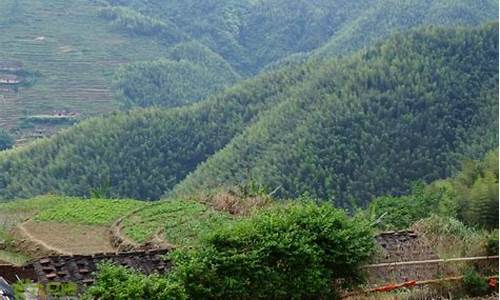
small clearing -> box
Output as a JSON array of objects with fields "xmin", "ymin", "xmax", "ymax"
[{"xmin": 17, "ymin": 220, "xmax": 114, "ymax": 256}]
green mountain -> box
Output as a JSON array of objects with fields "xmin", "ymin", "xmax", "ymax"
[
  {"xmin": 313, "ymin": 0, "xmax": 498, "ymax": 58},
  {"xmin": 1, "ymin": 0, "xmax": 496, "ymax": 142},
  {"xmin": 0, "ymin": 24, "xmax": 497, "ymax": 204},
  {"xmin": 174, "ymin": 23, "xmax": 499, "ymax": 206},
  {"xmin": 0, "ymin": 62, "xmax": 312, "ymax": 200},
  {"xmin": 112, "ymin": 42, "xmax": 241, "ymax": 108}
]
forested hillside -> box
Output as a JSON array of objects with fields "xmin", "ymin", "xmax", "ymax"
[
  {"xmin": 0, "ymin": 0, "xmax": 496, "ymax": 142},
  {"xmin": 112, "ymin": 42, "xmax": 240, "ymax": 108},
  {"xmin": 0, "ymin": 63, "xmax": 313, "ymax": 200},
  {"xmin": 99, "ymin": 0, "xmax": 498, "ymax": 74},
  {"xmin": 0, "ymin": 24, "xmax": 497, "ymax": 205},
  {"xmin": 174, "ymin": 23, "xmax": 499, "ymax": 206}
]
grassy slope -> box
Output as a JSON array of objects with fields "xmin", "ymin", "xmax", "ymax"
[
  {"xmin": 0, "ymin": 0, "xmax": 170, "ymax": 132},
  {"xmin": 0, "ymin": 195, "xmax": 146, "ymax": 263},
  {"xmin": 33, "ymin": 198, "xmax": 146, "ymax": 225},
  {"xmin": 122, "ymin": 199, "xmax": 232, "ymax": 247}
]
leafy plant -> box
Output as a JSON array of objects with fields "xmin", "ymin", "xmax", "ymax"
[
  {"xmin": 463, "ymin": 269, "xmax": 489, "ymax": 297},
  {"xmin": 170, "ymin": 201, "xmax": 375, "ymax": 299},
  {"xmin": 87, "ymin": 201, "xmax": 374, "ymax": 299},
  {"xmin": 82, "ymin": 262, "xmax": 187, "ymax": 300}
]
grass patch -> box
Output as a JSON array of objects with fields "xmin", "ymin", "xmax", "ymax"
[
  {"xmin": 0, "ymin": 195, "xmax": 69, "ymax": 232},
  {"xmin": 122, "ymin": 198, "xmax": 232, "ymax": 246},
  {"xmin": 34, "ymin": 198, "xmax": 146, "ymax": 226},
  {"xmin": 0, "ymin": 250, "xmax": 30, "ymax": 265}
]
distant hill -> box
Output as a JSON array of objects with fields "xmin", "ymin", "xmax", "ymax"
[
  {"xmin": 313, "ymin": 0, "xmax": 499, "ymax": 58},
  {"xmin": 0, "ymin": 24, "xmax": 497, "ymax": 205},
  {"xmin": 0, "ymin": 0, "xmax": 496, "ymax": 142},
  {"xmin": 0, "ymin": 0, "xmax": 173, "ymax": 137}
]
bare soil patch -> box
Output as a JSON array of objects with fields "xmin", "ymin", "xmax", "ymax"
[{"xmin": 14, "ymin": 220, "xmax": 114, "ymax": 257}]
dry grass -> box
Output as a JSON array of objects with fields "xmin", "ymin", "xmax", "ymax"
[{"xmin": 196, "ymin": 190, "xmax": 273, "ymax": 216}]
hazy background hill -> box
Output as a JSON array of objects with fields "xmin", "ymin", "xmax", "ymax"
[
  {"xmin": 0, "ymin": 0, "xmax": 497, "ymax": 145},
  {"xmin": 0, "ymin": 24, "xmax": 497, "ymax": 205}
]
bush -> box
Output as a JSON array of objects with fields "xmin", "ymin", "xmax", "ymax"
[
  {"xmin": 485, "ymin": 230, "xmax": 499, "ymax": 256},
  {"xmin": 171, "ymin": 201, "xmax": 375, "ymax": 299},
  {"xmin": 82, "ymin": 263, "xmax": 187, "ymax": 300},
  {"xmin": 463, "ymin": 269, "xmax": 489, "ymax": 297},
  {"xmin": 86, "ymin": 201, "xmax": 375, "ymax": 299}
]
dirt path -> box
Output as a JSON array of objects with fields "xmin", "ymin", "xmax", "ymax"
[{"xmin": 15, "ymin": 220, "xmax": 115, "ymax": 256}]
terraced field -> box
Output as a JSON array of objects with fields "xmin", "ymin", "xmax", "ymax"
[
  {"xmin": 121, "ymin": 199, "xmax": 233, "ymax": 247},
  {"xmin": 0, "ymin": 196, "xmax": 146, "ymax": 262},
  {"xmin": 0, "ymin": 0, "xmax": 171, "ymax": 139}
]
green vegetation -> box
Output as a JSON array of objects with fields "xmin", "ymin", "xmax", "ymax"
[
  {"xmin": 413, "ymin": 215, "xmax": 494, "ymax": 259},
  {"xmin": 82, "ymin": 263, "xmax": 187, "ymax": 300},
  {"xmin": 0, "ymin": 195, "xmax": 69, "ymax": 231},
  {"xmin": 0, "ymin": 60, "xmax": 311, "ymax": 200},
  {"xmin": 463, "ymin": 269, "xmax": 490, "ymax": 297},
  {"xmin": 0, "ymin": 24, "xmax": 497, "ymax": 205},
  {"xmin": 368, "ymin": 149, "xmax": 499, "ymax": 230},
  {"xmin": 99, "ymin": 0, "xmax": 497, "ymax": 75},
  {"xmin": 33, "ymin": 198, "xmax": 145, "ymax": 225},
  {"xmin": 0, "ymin": 250, "xmax": 29, "ymax": 265},
  {"xmin": 174, "ymin": 24, "xmax": 499, "ymax": 206},
  {"xmin": 98, "ymin": 6, "xmax": 185, "ymax": 43},
  {"xmin": 0, "ymin": 128, "xmax": 14, "ymax": 151},
  {"xmin": 85, "ymin": 201, "xmax": 374, "ymax": 299},
  {"xmin": 122, "ymin": 199, "xmax": 231, "ymax": 246},
  {"xmin": 0, "ymin": 0, "xmax": 174, "ymax": 134},
  {"xmin": 313, "ymin": 0, "xmax": 499, "ymax": 58},
  {"xmin": 0, "ymin": 0, "xmax": 495, "ymax": 129},
  {"xmin": 113, "ymin": 57, "xmax": 238, "ymax": 108}
]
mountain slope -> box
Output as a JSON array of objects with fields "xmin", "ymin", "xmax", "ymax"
[
  {"xmin": 0, "ymin": 0, "xmax": 496, "ymax": 142},
  {"xmin": 174, "ymin": 23, "xmax": 499, "ymax": 206},
  {"xmin": 0, "ymin": 63, "xmax": 313, "ymax": 200},
  {"xmin": 0, "ymin": 24, "xmax": 497, "ymax": 204},
  {"xmin": 314, "ymin": 0, "xmax": 498, "ymax": 58},
  {"xmin": 112, "ymin": 42, "xmax": 241, "ymax": 108},
  {"xmin": 0, "ymin": 0, "xmax": 172, "ymax": 132}
]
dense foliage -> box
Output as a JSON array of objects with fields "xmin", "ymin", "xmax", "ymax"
[
  {"xmin": 98, "ymin": 0, "xmax": 498, "ymax": 110},
  {"xmin": 0, "ymin": 24, "xmax": 497, "ymax": 205},
  {"xmin": 100, "ymin": 0, "xmax": 497, "ymax": 75},
  {"xmin": 84, "ymin": 201, "xmax": 374, "ymax": 299},
  {"xmin": 313, "ymin": 0, "xmax": 499, "ymax": 58},
  {"xmin": 98, "ymin": 6, "xmax": 185, "ymax": 44},
  {"xmin": 0, "ymin": 61, "xmax": 310, "ymax": 200},
  {"xmin": 113, "ymin": 42, "xmax": 240, "ymax": 108},
  {"xmin": 368, "ymin": 149, "xmax": 499, "ymax": 230},
  {"xmin": 175, "ymin": 24, "xmax": 499, "ymax": 206},
  {"xmin": 82, "ymin": 263, "xmax": 187, "ymax": 300}
]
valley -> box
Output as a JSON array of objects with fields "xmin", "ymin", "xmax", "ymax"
[{"xmin": 0, "ymin": 1, "xmax": 498, "ymax": 299}]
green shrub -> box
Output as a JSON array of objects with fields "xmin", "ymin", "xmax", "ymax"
[
  {"xmin": 82, "ymin": 262, "xmax": 187, "ymax": 300},
  {"xmin": 485, "ymin": 230, "xmax": 499, "ymax": 256},
  {"xmin": 87, "ymin": 201, "xmax": 374, "ymax": 299},
  {"xmin": 463, "ymin": 269, "xmax": 489, "ymax": 297},
  {"xmin": 171, "ymin": 201, "xmax": 375, "ymax": 299}
]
